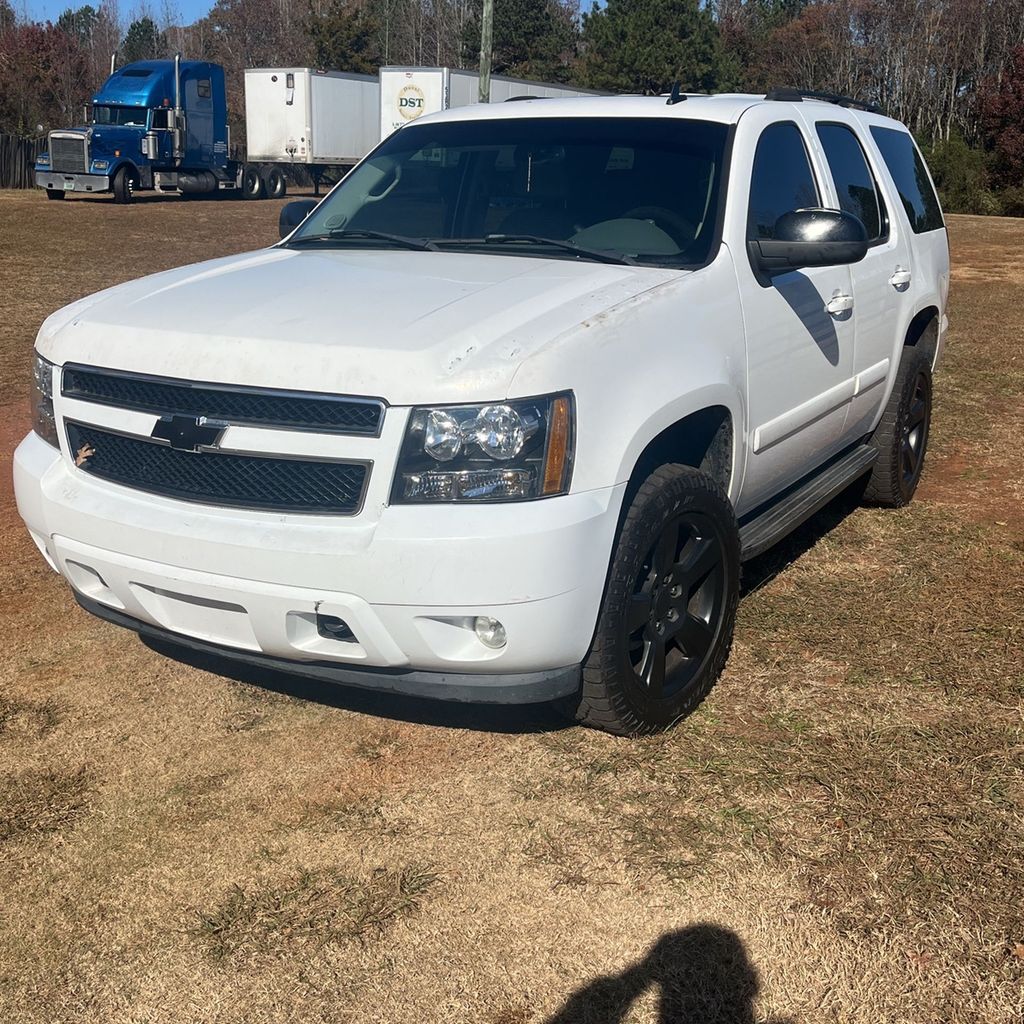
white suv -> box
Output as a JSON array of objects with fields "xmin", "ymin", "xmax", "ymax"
[{"xmin": 15, "ymin": 91, "xmax": 950, "ymax": 735}]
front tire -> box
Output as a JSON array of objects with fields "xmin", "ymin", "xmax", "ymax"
[
  {"xmin": 112, "ymin": 166, "xmax": 137, "ymax": 204},
  {"xmin": 573, "ymin": 465, "xmax": 740, "ymax": 736},
  {"xmin": 863, "ymin": 346, "xmax": 933, "ymax": 507},
  {"xmin": 45, "ymin": 189, "xmax": 66, "ymax": 200}
]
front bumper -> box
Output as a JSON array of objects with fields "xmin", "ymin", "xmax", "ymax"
[
  {"xmin": 36, "ymin": 171, "xmax": 110, "ymax": 194},
  {"xmin": 15, "ymin": 431, "xmax": 624, "ymax": 702}
]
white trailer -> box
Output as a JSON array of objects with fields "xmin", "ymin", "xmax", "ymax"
[
  {"xmin": 379, "ymin": 67, "xmax": 600, "ymax": 141},
  {"xmin": 244, "ymin": 68, "xmax": 380, "ymax": 194}
]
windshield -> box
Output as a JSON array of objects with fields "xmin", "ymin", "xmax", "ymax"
[
  {"xmin": 92, "ymin": 105, "xmax": 148, "ymax": 127},
  {"xmin": 289, "ymin": 117, "xmax": 729, "ymax": 267}
]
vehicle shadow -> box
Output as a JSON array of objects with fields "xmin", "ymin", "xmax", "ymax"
[
  {"xmin": 140, "ymin": 634, "xmax": 571, "ymax": 734},
  {"xmin": 543, "ymin": 924, "xmax": 792, "ymax": 1024},
  {"xmin": 740, "ymin": 478, "xmax": 865, "ymax": 596},
  {"xmin": 140, "ymin": 481, "xmax": 864, "ymax": 734}
]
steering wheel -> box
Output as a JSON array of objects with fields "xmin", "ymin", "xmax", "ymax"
[{"xmin": 622, "ymin": 206, "xmax": 697, "ymax": 247}]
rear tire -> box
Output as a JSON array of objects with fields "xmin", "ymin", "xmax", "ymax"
[
  {"xmin": 262, "ymin": 165, "xmax": 287, "ymax": 199},
  {"xmin": 573, "ymin": 465, "xmax": 740, "ymax": 736},
  {"xmin": 863, "ymin": 346, "xmax": 933, "ymax": 507},
  {"xmin": 45, "ymin": 189, "xmax": 66, "ymax": 200},
  {"xmin": 242, "ymin": 164, "xmax": 265, "ymax": 200},
  {"xmin": 112, "ymin": 166, "xmax": 137, "ymax": 204}
]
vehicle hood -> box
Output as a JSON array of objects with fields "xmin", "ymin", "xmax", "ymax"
[
  {"xmin": 37, "ymin": 247, "xmax": 680, "ymax": 404},
  {"xmin": 89, "ymin": 125, "xmax": 146, "ymax": 156}
]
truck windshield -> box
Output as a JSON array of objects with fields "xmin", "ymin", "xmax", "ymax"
[
  {"xmin": 92, "ymin": 105, "xmax": 148, "ymax": 127},
  {"xmin": 288, "ymin": 117, "xmax": 729, "ymax": 267}
]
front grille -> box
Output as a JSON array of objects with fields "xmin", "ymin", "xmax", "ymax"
[
  {"xmin": 63, "ymin": 366, "xmax": 383, "ymax": 436},
  {"xmin": 49, "ymin": 135, "xmax": 88, "ymax": 173},
  {"xmin": 67, "ymin": 422, "xmax": 369, "ymax": 515}
]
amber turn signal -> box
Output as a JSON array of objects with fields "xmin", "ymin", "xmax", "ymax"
[{"xmin": 542, "ymin": 395, "xmax": 573, "ymax": 495}]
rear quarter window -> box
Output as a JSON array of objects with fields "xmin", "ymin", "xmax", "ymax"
[{"xmin": 870, "ymin": 127, "xmax": 944, "ymax": 234}]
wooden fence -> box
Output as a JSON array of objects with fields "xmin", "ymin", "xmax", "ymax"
[{"xmin": 0, "ymin": 134, "xmax": 45, "ymax": 189}]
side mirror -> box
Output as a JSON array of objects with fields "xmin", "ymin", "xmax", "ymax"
[
  {"xmin": 750, "ymin": 208, "xmax": 868, "ymax": 274},
  {"xmin": 279, "ymin": 199, "xmax": 318, "ymax": 239}
]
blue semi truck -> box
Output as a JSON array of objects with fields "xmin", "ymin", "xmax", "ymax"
[{"xmin": 35, "ymin": 56, "xmax": 339, "ymax": 202}]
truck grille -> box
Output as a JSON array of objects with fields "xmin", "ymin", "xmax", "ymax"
[
  {"xmin": 63, "ymin": 365, "xmax": 384, "ymax": 436},
  {"xmin": 66, "ymin": 422, "xmax": 369, "ymax": 515},
  {"xmin": 49, "ymin": 134, "xmax": 88, "ymax": 173}
]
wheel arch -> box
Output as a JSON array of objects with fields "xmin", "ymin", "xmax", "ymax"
[
  {"xmin": 111, "ymin": 159, "xmax": 141, "ymax": 181},
  {"xmin": 618, "ymin": 399, "xmax": 739, "ymax": 511},
  {"xmin": 903, "ymin": 304, "xmax": 940, "ymax": 360}
]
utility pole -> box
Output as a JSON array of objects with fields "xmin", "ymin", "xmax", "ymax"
[{"xmin": 479, "ymin": 0, "xmax": 493, "ymax": 103}]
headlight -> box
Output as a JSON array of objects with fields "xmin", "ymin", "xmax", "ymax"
[
  {"xmin": 92, "ymin": 159, "xmax": 109, "ymax": 171},
  {"xmin": 392, "ymin": 393, "xmax": 574, "ymax": 503},
  {"xmin": 37, "ymin": 152, "xmax": 50, "ymax": 165},
  {"xmin": 31, "ymin": 352, "xmax": 59, "ymax": 448}
]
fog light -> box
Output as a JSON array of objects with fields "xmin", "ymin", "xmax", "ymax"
[{"xmin": 474, "ymin": 616, "xmax": 507, "ymax": 649}]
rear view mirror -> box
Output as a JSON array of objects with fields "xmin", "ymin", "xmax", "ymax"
[
  {"xmin": 750, "ymin": 208, "xmax": 868, "ymax": 274},
  {"xmin": 279, "ymin": 199, "xmax": 318, "ymax": 239}
]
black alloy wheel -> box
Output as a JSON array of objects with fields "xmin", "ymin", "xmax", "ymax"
[
  {"xmin": 624, "ymin": 510, "xmax": 727, "ymax": 701},
  {"xmin": 864, "ymin": 345, "xmax": 933, "ymax": 507},
  {"xmin": 900, "ymin": 369, "xmax": 930, "ymax": 490},
  {"xmin": 575, "ymin": 464, "xmax": 740, "ymax": 735}
]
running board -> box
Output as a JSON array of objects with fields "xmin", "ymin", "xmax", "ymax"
[{"xmin": 739, "ymin": 445, "xmax": 877, "ymax": 561}]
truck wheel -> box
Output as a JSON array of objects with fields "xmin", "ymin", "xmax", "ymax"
[
  {"xmin": 863, "ymin": 346, "xmax": 933, "ymax": 508},
  {"xmin": 573, "ymin": 465, "xmax": 740, "ymax": 736},
  {"xmin": 242, "ymin": 165, "xmax": 265, "ymax": 200},
  {"xmin": 262, "ymin": 166, "xmax": 287, "ymax": 199},
  {"xmin": 112, "ymin": 167, "xmax": 137, "ymax": 204},
  {"xmin": 45, "ymin": 189, "xmax": 66, "ymax": 200}
]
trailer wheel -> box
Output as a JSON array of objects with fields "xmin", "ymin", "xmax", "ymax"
[
  {"xmin": 262, "ymin": 166, "xmax": 287, "ymax": 199},
  {"xmin": 242, "ymin": 164, "xmax": 265, "ymax": 200},
  {"xmin": 112, "ymin": 166, "xmax": 137, "ymax": 204}
]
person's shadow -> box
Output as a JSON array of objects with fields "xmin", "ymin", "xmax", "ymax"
[{"xmin": 544, "ymin": 924, "xmax": 792, "ymax": 1024}]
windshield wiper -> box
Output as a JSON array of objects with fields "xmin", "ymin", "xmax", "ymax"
[
  {"xmin": 436, "ymin": 234, "xmax": 637, "ymax": 266},
  {"xmin": 287, "ymin": 228, "xmax": 438, "ymax": 252}
]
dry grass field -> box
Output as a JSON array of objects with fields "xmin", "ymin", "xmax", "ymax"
[{"xmin": 0, "ymin": 190, "xmax": 1021, "ymax": 1024}]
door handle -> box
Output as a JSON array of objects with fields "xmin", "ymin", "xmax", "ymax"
[
  {"xmin": 825, "ymin": 293, "xmax": 854, "ymax": 316},
  {"xmin": 889, "ymin": 267, "xmax": 912, "ymax": 289}
]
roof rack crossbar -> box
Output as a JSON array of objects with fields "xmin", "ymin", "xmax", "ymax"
[{"xmin": 764, "ymin": 88, "xmax": 884, "ymax": 116}]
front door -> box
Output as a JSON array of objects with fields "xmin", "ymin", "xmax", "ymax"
[{"xmin": 729, "ymin": 110, "xmax": 857, "ymax": 514}]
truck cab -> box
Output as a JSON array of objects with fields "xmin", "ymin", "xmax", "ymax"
[{"xmin": 36, "ymin": 58, "xmax": 229, "ymax": 202}]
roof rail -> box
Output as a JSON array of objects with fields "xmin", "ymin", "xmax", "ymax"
[{"xmin": 764, "ymin": 88, "xmax": 884, "ymax": 116}]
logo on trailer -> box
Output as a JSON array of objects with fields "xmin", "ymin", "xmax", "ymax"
[
  {"xmin": 398, "ymin": 85, "xmax": 426, "ymax": 120},
  {"xmin": 151, "ymin": 414, "xmax": 227, "ymax": 452}
]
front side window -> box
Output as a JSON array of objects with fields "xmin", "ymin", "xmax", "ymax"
[
  {"xmin": 747, "ymin": 122, "xmax": 820, "ymax": 240},
  {"xmin": 287, "ymin": 117, "xmax": 730, "ymax": 267},
  {"xmin": 870, "ymin": 127, "xmax": 944, "ymax": 233},
  {"xmin": 816, "ymin": 122, "xmax": 886, "ymax": 241},
  {"xmin": 92, "ymin": 105, "xmax": 147, "ymax": 127}
]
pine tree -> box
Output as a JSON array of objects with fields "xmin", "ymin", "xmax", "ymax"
[
  {"xmin": 120, "ymin": 16, "xmax": 163, "ymax": 64},
  {"xmin": 307, "ymin": 0, "xmax": 380, "ymax": 74},
  {"xmin": 579, "ymin": 0, "xmax": 731, "ymax": 95}
]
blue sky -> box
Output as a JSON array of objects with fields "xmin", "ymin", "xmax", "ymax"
[{"xmin": 19, "ymin": 0, "xmax": 213, "ymax": 27}]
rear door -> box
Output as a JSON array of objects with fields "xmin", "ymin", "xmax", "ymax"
[
  {"xmin": 805, "ymin": 113, "xmax": 914, "ymax": 438},
  {"xmin": 729, "ymin": 107, "xmax": 857, "ymax": 513}
]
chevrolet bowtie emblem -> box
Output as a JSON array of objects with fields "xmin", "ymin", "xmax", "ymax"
[{"xmin": 151, "ymin": 414, "xmax": 227, "ymax": 452}]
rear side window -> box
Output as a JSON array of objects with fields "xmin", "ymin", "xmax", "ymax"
[
  {"xmin": 870, "ymin": 127, "xmax": 943, "ymax": 233},
  {"xmin": 747, "ymin": 123, "xmax": 819, "ymax": 240},
  {"xmin": 816, "ymin": 123, "xmax": 886, "ymax": 241}
]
